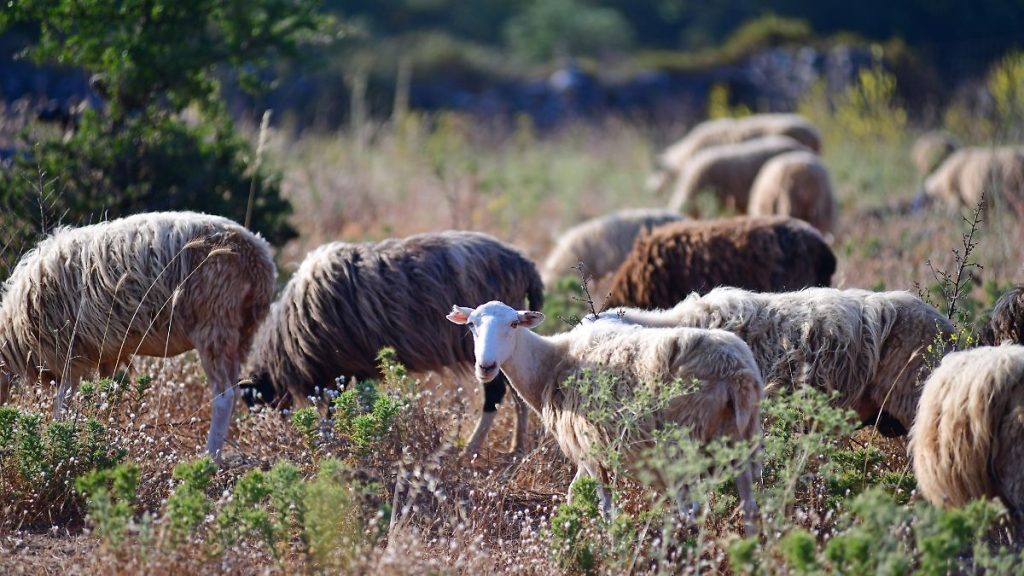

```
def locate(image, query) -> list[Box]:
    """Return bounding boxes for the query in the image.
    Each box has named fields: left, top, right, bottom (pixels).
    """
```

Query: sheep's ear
left=447, top=305, right=473, bottom=325
left=517, top=310, right=545, bottom=329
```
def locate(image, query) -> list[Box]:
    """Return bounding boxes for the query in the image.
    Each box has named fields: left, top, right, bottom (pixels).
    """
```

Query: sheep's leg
left=510, top=388, right=531, bottom=455
left=466, top=373, right=509, bottom=455
left=0, top=372, right=10, bottom=405
left=52, top=373, right=81, bottom=419
left=675, top=483, right=700, bottom=528
left=737, top=465, right=760, bottom=537
left=567, top=463, right=614, bottom=518
left=197, top=343, right=240, bottom=463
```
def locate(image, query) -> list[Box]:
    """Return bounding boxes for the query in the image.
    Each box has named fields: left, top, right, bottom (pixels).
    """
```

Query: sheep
left=446, top=300, right=763, bottom=533
left=910, top=345, right=1024, bottom=513
left=604, top=216, right=835, bottom=310
left=592, top=286, right=955, bottom=436
left=242, top=231, right=545, bottom=455
left=911, top=130, right=960, bottom=176
left=980, top=285, right=1024, bottom=346
left=921, top=146, right=1024, bottom=216
left=648, top=114, right=822, bottom=196
left=0, top=211, right=276, bottom=459
left=748, top=150, right=837, bottom=237
left=667, top=135, right=811, bottom=215
left=540, top=208, right=684, bottom=288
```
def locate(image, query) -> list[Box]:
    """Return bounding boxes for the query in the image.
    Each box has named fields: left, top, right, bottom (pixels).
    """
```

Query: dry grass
left=2, top=111, right=1024, bottom=574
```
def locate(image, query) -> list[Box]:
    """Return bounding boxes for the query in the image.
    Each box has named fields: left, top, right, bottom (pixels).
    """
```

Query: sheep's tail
left=910, top=349, right=1020, bottom=507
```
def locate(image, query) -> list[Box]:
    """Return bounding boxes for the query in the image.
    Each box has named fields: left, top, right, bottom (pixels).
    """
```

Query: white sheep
left=593, top=287, right=954, bottom=436
left=748, top=150, right=837, bottom=236
left=0, top=211, right=276, bottom=459
left=667, top=135, right=810, bottom=215
left=910, top=345, right=1024, bottom=513
left=648, top=114, right=822, bottom=196
left=540, top=208, right=684, bottom=288
left=921, top=146, right=1024, bottom=215
left=447, top=301, right=763, bottom=533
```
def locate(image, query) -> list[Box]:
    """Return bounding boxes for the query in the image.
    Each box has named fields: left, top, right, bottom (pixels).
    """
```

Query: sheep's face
left=447, top=301, right=544, bottom=383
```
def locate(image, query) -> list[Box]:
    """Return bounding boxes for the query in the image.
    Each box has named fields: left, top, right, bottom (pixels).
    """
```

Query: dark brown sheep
left=242, top=231, right=545, bottom=455
left=980, top=285, right=1024, bottom=346
left=604, top=216, right=835, bottom=309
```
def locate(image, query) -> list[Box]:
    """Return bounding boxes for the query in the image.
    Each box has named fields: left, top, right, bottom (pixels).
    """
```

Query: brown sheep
left=911, top=130, right=960, bottom=176
left=910, top=345, right=1024, bottom=513
left=980, top=285, right=1024, bottom=346
left=922, top=146, right=1024, bottom=216
left=667, top=135, right=810, bottom=215
left=748, top=150, right=837, bottom=237
left=604, top=216, right=835, bottom=310
left=648, top=114, right=822, bottom=196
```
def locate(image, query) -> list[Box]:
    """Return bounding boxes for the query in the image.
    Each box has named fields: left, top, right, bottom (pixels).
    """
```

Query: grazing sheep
left=243, top=231, right=545, bottom=455
left=0, top=212, right=276, bottom=459
left=447, top=301, right=763, bottom=533
left=667, top=135, right=811, bottom=214
left=980, top=285, right=1024, bottom=346
left=922, top=146, right=1024, bottom=216
left=648, top=114, right=822, bottom=196
left=540, top=208, right=684, bottom=288
left=594, top=287, right=954, bottom=436
left=910, top=345, right=1024, bottom=513
left=748, top=150, right=837, bottom=236
left=604, top=216, right=835, bottom=310
left=911, top=130, right=960, bottom=176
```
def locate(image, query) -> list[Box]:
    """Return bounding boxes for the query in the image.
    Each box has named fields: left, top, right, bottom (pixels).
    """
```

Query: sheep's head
left=447, top=301, right=544, bottom=383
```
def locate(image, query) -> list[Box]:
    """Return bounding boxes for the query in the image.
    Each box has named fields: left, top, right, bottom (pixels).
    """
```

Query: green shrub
left=0, top=112, right=295, bottom=279
left=548, top=476, right=601, bottom=573
left=76, top=464, right=141, bottom=549
left=165, top=457, right=217, bottom=542
left=0, top=406, right=126, bottom=528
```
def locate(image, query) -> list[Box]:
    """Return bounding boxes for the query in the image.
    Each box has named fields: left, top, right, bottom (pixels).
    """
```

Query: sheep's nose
left=479, top=362, right=497, bottom=372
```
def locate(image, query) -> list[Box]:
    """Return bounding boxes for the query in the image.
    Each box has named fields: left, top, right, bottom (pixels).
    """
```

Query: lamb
left=604, top=216, right=835, bottom=310
left=910, top=345, right=1024, bottom=513
left=747, top=150, right=837, bottom=237
left=242, top=231, right=545, bottom=455
left=911, top=130, right=960, bottom=176
left=540, top=208, right=684, bottom=288
left=921, top=146, right=1024, bottom=216
left=980, top=285, right=1024, bottom=346
left=592, top=286, right=955, bottom=436
left=667, top=135, right=811, bottom=214
left=648, top=114, right=822, bottom=196
left=447, top=301, right=764, bottom=533
left=0, top=211, right=276, bottom=459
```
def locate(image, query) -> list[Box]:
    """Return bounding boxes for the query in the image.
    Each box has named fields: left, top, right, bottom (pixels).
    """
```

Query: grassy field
left=3, top=80, right=1024, bottom=574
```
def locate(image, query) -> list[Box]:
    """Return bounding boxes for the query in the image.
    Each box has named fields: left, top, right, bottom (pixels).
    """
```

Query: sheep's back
left=604, top=217, right=835, bottom=309
left=247, top=231, right=542, bottom=401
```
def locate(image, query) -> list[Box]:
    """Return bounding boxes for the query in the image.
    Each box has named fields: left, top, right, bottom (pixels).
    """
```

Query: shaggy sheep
left=243, top=231, right=545, bottom=455
left=911, top=130, right=960, bottom=176
left=604, top=216, right=835, bottom=310
left=980, top=285, right=1024, bottom=346
left=447, top=301, right=763, bottom=533
left=748, top=150, right=837, bottom=236
left=667, top=135, right=811, bottom=214
left=0, top=212, right=276, bottom=459
left=910, top=345, right=1024, bottom=513
left=540, top=208, right=684, bottom=288
left=921, top=146, right=1024, bottom=216
left=648, top=114, right=822, bottom=196
left=593, top=286, right=955, bottom=436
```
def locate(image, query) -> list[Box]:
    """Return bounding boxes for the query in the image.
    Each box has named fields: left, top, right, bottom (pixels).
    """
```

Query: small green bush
left=76, top=464, right=141, bottom=548
left=165, top=457, right=217, bottom=542
left=548, top=476, right=601, bottom=573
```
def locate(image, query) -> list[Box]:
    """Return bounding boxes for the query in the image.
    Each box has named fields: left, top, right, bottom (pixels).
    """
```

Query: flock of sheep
left=1, top=112, right=1024, bottom=536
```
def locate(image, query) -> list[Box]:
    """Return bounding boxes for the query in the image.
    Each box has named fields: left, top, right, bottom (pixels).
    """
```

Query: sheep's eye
left=510, top=321, right=519, bottom=328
